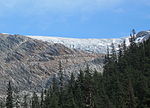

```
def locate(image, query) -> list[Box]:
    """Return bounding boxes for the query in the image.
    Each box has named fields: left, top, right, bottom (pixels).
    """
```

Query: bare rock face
left=0, top=34, right=103, bottom=95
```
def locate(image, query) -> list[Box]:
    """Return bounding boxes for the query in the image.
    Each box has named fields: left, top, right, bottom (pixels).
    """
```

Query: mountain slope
left=0, top=30, right=150, bottom=96
left=0, top=33, right=103, bottom=95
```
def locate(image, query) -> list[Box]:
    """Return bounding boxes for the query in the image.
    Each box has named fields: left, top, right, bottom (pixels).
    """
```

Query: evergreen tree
left=58, top=61, right=64, bottom=108
left=0, top=101, right=5, bottom=108
left=132, top=29, right=136, bottom=37
left=110, top=43, right=117, bottom=62
left=40, top=90, right=44, bottom=108
left=115, top=79, right=126, bottom=108
left=44, top=89, right=51, bottom=108
left=32, top=92, right=39, bottom=108
left=64, top=73, right=78, bottom=108
left=50, top=93, right=59, bottom=108
left=76, top=70, right=84, bottom=108
left=6, top=81, right=13, bottom=108
left=122, top=39, right=127, bottom=55
left=126, top=78, right=136, bottom=108
left=104, top=46, right=110, bottom=64
left=23, top=95, right=28, bottom=108
left=64, top=90, right=77, bottom=108
left=68, top=73, right=76, bottom=94
left=83, top=65, right=95, bottom=108
left=52, top=74, right=59, bottom=93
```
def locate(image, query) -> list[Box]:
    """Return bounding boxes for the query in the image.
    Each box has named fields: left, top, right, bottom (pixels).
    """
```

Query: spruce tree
left=126, top=78, right=136, bottom=108
left=64, top=73, right=78, bottom=108
left=64, top=90, right=77, bottom=108
left=6, top=81, right=13, bottom=108
left=68, top=73, right=75, bottom=94
left=58, top=61, right=64, bottom=108
left=83, top=65, right=95, bottom=108
left=0, top=101, right=5, bottom=108
left=23, top=95, right=28, bottom=108
left=76, top=69, right=84, bottom=108
left=50, top=93, right=59, bottom=108
left=52, top=74, right=59, bottom=93
left=40, top=90, right=44, bottom=108
left=110, top=43, right=117, bottom=62
left=44, top=89, right=51, bottom=108
left=32, top=92, right=39, bottom=108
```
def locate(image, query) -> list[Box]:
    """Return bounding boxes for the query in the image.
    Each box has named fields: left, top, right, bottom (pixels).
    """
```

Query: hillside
left=0, top=33, right=103, bottom=96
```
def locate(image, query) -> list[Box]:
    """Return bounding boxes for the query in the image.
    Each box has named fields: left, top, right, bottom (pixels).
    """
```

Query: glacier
left=28, top=30, right=150, bottom=54
left=28, top=36, right=130, bottom=54
left=1, top=30, right=148, bottom=54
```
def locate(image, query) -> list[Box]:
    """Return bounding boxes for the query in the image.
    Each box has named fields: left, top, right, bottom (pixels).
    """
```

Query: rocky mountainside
left=0, top=33, right=103, bottom=96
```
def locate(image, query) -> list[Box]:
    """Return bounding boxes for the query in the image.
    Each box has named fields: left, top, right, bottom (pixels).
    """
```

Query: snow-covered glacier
left=28, top=36, right=129, bottom=54
left=28, top=30, right=150, bottom=54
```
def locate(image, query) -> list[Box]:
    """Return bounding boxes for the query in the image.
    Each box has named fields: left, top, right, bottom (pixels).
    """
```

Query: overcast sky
left=0, top=0, right=150, bottom=38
